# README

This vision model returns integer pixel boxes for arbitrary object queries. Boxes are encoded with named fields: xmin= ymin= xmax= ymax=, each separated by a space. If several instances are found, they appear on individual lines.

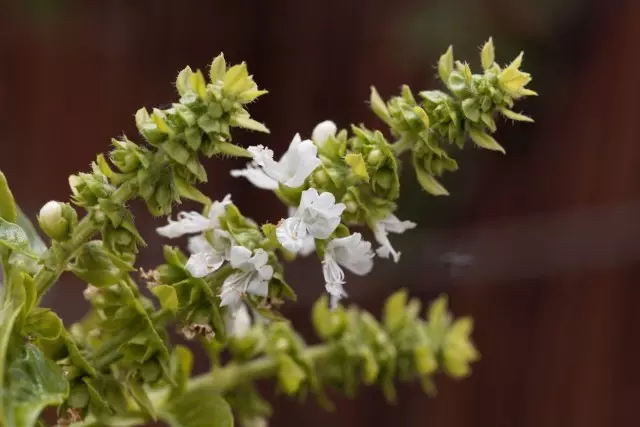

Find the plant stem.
xmin=186 ymin=343 xmax=338 ymax=394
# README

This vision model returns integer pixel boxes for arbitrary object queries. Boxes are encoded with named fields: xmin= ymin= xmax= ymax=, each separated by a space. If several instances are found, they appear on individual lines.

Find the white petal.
xmin=380 ymin=214 xmax=417 ymax=234
xmin=257 ymin=264 xmax=274 ymax=280
xmin=298 ymin=188 xmax=320 ymax=212
xmin=207 ymin=194 xmax=233 ymax=228
xmin=224 ymin=303 xmax=252 ymax=337
xmin=156 ymin=211 xmax=211 ymax=238
xmin=229 ymin=246 xmax=253 ymax=269
xmin=276 ymin=217 xmax=308 ymax=253
xmin=281 ymin=139 xmax=321 ymax=188
xmin=322 ymin=255 xmax=345 ymax=287
xmin=230 ymin=165 xmax=278 ymax=190
xmin=329 ymin=233 xmax=374 ymax=275
xmin=248 ymin=145 xmax=286 ymax=183
xmin=246 ymin=275 xmax=269 ymax=297
xmin=187 ymin=235 xmax=212 ymax=255
xmin=250 ymin=248 xmax=269 ymax=270
xmin=185 ymin=252 xmax=224 ymax=278
xmin=374 ymin=226 xmax=400 ymax=263
xmin=219 ymin=271 xmax=250 ymax=307
xmin=312 ymin=120 xmax=337 ymax=146
xmin=325 ymin=280 xmax=347 ymax=309
xmin=299 ymin=235 xmax=316 ymax=256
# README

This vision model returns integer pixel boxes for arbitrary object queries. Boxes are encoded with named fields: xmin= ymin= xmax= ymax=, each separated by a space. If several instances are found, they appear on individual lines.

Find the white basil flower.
xmin=185 ymin=230 xmax=235 ymax=278
xmin=241 ymin=133 xmax=321 ymax=188
xmin=311 ymin=120 xmax=337 ymax=147
xmin=322 ymin=233 xmax=374 ymax=308
xmin=156 ymin=194 xmax=232 ymax=238
xmin=219 ymin=246 xmax=273 ymax=312
xmin=373 ymin=214 xmax=417 ymax=263
xmin=276 ymin=189 xmax=345 ymax=253
xmin=287 ymin=207 xmax=316 ymax=256
xmin=224 ymin=302 xmax=252 ymax=338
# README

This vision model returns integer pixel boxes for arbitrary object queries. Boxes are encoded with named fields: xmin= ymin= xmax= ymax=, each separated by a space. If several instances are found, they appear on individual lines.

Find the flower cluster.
xmin=0 ymin=39 xmax=533 ymax=427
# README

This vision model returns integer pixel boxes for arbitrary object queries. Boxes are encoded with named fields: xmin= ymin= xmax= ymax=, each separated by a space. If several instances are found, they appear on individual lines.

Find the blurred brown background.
xmin=2 ymin=0 xmax=640 ymax=426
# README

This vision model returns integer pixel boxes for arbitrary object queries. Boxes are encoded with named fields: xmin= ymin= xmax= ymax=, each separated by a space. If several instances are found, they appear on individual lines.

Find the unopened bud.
xmin=311 ymin=120 xmax=337 ymax=146
xmin=38 ymin=201 xmax=69 ymax=240
xmin=367 ymin=149 xmax=384 ymax=167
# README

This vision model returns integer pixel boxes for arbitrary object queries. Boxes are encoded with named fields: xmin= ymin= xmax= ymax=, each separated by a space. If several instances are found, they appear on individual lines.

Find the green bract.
xmin=0 ymin=39 xmax=532 ymax=427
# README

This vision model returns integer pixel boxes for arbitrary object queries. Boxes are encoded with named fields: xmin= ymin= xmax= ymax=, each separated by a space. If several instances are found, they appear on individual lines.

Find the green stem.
xmin=187 ymin=343 xmax=337 ymax=394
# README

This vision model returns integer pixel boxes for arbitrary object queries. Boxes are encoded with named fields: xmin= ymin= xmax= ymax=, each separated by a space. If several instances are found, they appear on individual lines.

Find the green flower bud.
xmin=110 ymin=137 xmax=149 ymax=173
xmin=140 ymin=359 xmax=162 ymax=383
xmin=68 ymin=382 xmax=90 ymax=409
xmin=69 ymin=172 xmax=113 ymax=208
xmin=37 ymin=201 xmax=77 ymax=241
xmin=372 ymin=169 xmax=394 ymax=193
xmin=366 ymin=149 xmax=384 ymax=168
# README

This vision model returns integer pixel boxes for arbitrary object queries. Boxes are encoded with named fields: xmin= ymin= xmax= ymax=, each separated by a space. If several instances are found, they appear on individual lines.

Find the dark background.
xmin=2 ymin=0 xmax=640 ymax=426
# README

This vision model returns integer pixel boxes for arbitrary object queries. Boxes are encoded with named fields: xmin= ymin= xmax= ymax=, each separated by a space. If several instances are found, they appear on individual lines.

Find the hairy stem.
xmin=188 ymin=343 xmax=337 ymax=394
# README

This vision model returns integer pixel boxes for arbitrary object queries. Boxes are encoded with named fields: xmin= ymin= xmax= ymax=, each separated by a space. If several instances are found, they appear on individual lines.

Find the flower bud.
xmin=38 ymin=201 xmax=73 ymax=241
xmin=367 ymin=149 xmax=384 ymax=168
xmin=68 ymin=382 xmax=90 ymax=409
xmin=311 ymin=120 xmax=337 ymax=146
xmin=140 ymin=359 xmax=162 ymax=383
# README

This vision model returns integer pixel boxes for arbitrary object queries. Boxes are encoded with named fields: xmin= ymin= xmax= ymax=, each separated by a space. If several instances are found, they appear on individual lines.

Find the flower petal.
xmin=230 ymin=165 xmax=279 ymax=190
xmin=156 ymin=211 xmax=212 ymax=238
xmin=276 ymin=217 xmax=308 ymax=253
xmin=229 ymin=246 xmax=253 ymax=269
xmin=185 ymin=252 xmax=224 ymax=278
xmin=187 ymin=235 xmax=212 ymax=255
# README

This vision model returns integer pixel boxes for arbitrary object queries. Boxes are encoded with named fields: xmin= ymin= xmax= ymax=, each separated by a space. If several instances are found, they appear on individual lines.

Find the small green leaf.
xmin=461 ymin=99 xmax=480 ymax=122
xmin=438 ymin=46 xmax=454 ymax=83
xmin=480 ymin=37 xmax=495 ymax=70
xmin=15 ymin=207 xmax=47 ymax=255
xmin=369 ymin=86 xmax=391 ymax=124
xmin=2 ymin=344 xmax=69 ymax=427
xmin=127 ymin=380 xmax=157 ymax=420
xmin=0 ymin=218 xmax=36 ymax=258
xmin=414 ymin=168 xmax=449 ymax=196
xmin=468 ymin=128 xmax=505 ymax=153
xmin=345 ymin=153 xmax=369 ymax=181
xmin=277 ymin=354 xmax=306 ymax=395
xmin=160 ymin=386 xmax=233 ymax=427
xmin=231 ymin=115 xmax=270 ymax=134
xmin=216 ymin=142 xmax=252 ymax=158
xmin=23 ymin=308 xmax=63 ymax=340
xmin=0 ymin=277 xmax=26 ymax=398
xmin=209 ymin=54 xmax=227 ymax=83
xmin=382 ymin=289 xmax=407 ymax=332
xmin=174 ymin=176 xmax=211 ymax=206
xmin=0 ymin=171 xmax=17 ymax=223
xmin=169 ymin=346 xmax=193 ymax=399
xmin=151 ymin=285 xmax=179 ymax=313
xmin=499 ymin=108 xmax=534 ymax=122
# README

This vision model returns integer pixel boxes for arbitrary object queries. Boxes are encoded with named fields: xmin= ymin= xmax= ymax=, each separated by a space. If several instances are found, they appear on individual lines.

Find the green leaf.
xmin=168 ymin=346 xmax=193 ymax=399
xmin=216 ymin=142 xmax=252 ymax=158
xmin=438 ymin=46 xmax=454 ymax=83
xmin=151 ymin=285 xmax=179 ymax=313
xmin=0 ymin=171 xmax=17 ymax=223
xmin=369 ymin=86 xmax=391 ymax=124
xmin=382 ymin=289 xmax=407 ymax=333
xmin=499 ymin=108 xmax=534 ymax=122
xmin=461 ymin=99 xmax=480 ymax=122
xmin=468 ymin=127 xmax=505 ymax=153
xmin=414 ymin=167 xmax=449 ymax=196
xmin=209 ymin=54 xmax=227 ymax=83
xmin=0 ymin=219 xmax=36 ymax=258
xmin=2 ymin=344 xmax=69 ymax=427
xmin=160 ymin=387 xmax=233 ymax=427
xmin=174 ymin=176 xmax=211 ymax=206
xmin=231 ymin=115 xmax=270 ymax=134
xmin=480 ymin=37 xmax=495 ymax=70
xmin=23 ymin=308 xmax=63 ymax=340
xmin=345 ymin=153 xmax=369 ymax=181
xmin=15 ymin=207 xmax=46 ymax=255
xmin=127 ymin=380 xmax=157 ymax=420
xmin=277 ymin=354 xmax=306 ymax=395
xmin=0 ymin=276 xmax=26 ymax=398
